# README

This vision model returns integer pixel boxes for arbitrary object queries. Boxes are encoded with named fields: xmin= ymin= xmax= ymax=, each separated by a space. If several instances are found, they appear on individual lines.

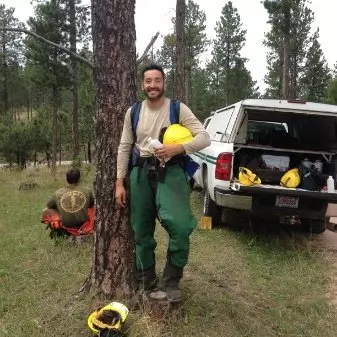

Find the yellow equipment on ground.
xmin=280 ymin=168 xmax=301 ymax=188
xmin=88 ymin=301 xmax=129 ymax=335
xmin=163 ymin=124 xmax=193 ymax=145
xmin=238 ymin=167 xmax=261 ymax=186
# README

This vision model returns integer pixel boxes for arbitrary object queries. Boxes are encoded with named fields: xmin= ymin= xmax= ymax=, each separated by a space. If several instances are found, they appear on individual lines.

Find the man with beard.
xmin=115 ymin=64 xmax=210 ymax=302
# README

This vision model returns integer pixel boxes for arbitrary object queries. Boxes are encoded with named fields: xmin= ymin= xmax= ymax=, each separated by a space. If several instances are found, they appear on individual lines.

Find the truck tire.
xmin=301 ymin=219 xmax=326 ymax=234
xmin=203 ymin=178 xmax=221 ymax=227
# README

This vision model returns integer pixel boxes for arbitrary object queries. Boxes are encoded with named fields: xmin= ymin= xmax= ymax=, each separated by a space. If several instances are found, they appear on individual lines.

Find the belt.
xmin=137 ymin=156 xmax=159 ymax=167
xmin=136 ymin=156 xmax=184 ymax=168
xmin=134 ymin=156 xmax=185 ymax=184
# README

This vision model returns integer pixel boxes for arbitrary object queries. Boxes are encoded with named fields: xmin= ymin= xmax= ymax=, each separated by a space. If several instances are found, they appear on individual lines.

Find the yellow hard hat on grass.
xmin=280 ymin=168 xmax=300 ymax=188
xmin=88 ymin=301 xmax=129 ymax=335
xmin=163 ymin=124 xmax=193 ymax=145
xmin=238 ymin=167 xmax=261 ymax=186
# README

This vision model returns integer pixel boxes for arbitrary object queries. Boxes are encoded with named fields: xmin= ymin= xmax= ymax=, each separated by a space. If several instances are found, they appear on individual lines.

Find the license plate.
xmin=275 ymin=196 xmax=299 ymax=208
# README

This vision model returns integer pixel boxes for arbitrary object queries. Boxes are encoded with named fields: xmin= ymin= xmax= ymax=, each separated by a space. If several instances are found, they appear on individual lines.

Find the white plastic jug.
xmin=148 ymin=137 xmax=163 ymax=150
xmin=327 ymin=176 xmax=335 ymax=193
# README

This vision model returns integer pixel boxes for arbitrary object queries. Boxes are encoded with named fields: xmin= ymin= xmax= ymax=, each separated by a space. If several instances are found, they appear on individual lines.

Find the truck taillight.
xmin=215 ymin=153 xmax=232 ymax=181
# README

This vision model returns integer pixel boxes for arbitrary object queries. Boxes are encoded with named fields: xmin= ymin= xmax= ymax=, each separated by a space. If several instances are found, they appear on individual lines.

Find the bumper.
xmin=214 ymin=186 xmax=337 ymax=219
xmin=215 ymin=190 xmax=252 ymax=210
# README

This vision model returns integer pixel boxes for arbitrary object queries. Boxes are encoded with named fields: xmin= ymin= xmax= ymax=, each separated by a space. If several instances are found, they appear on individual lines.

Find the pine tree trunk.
xmin=69 ymin=0 xmax=80 ymax=162
xmin=2 ymin=42 xmax=9 ymax=113
xmin=282 ymin=1 xmax=291 ymax=99
xmin=87 ymin=0 xmax=137 ymax=297
xmin=186 ymin=61 xmax=192 ymax=107
xmin=175 ymin=0 xmax=186 ymax=101
xmin=290 ymin=55 xmax=297 ymax=99
xmin=51 ymin=86 xmax=58 ymax=178
xmin=87 ymin=140 xmax=92 ymax=164
xmin=282 ymin=37 xmax=290 ymax=99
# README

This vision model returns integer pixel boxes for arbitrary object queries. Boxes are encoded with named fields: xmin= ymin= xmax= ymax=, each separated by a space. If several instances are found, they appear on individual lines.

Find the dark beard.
xmin=144 ymin=89 xmax=164 ymax=101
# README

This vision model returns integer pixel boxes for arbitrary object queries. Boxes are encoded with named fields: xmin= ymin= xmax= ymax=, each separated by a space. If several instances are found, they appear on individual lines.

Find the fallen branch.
xmin=0 ymin=27 xmax=160 ymax=69
xmin=136 ymin=31 xmax=160 ymax=65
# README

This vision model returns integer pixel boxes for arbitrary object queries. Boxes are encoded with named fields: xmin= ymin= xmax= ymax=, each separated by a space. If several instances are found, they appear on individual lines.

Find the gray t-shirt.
xmin=47 ymin=184 xmax=94 ymax=227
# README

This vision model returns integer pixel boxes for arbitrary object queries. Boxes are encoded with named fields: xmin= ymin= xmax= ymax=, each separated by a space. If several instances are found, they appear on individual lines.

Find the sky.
xmin=1 ymin=0 xmax=337 ymax=92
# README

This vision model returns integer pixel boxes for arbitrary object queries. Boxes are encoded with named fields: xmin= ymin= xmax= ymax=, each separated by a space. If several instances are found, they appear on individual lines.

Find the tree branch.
xmin=0 ymin=27 xmax=160 ymax=69
xmin=0 ymin=27 xmax=94 ymax=69
xmin=136 ymin=31 xmax=160 ymax=65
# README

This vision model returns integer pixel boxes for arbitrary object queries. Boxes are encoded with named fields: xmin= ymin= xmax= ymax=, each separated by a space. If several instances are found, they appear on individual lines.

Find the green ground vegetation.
xmin=0 ymin=166 xmax=336 ymax=336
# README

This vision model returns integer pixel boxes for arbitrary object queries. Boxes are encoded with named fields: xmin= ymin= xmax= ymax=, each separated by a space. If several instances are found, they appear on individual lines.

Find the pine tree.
xmin=25 ymin=0 xmax=71 ymax=176
xmin=157 ymin=1 xmax=208 ymax=104
xmin=77 ymin=47 xmax=94 ymax=163
xmin=301 ymin=29 xmax=331 ymax=103
xmin=60 ymin=0 xmax=91 ymax=163
xmin=86 ymin=0 xmax=137 ymax=297
xmin=325 ymin=63 xmax=337 ymax=105
xmin=184 ymin=0 xmax=208 ymax=107
xmin=175 ymin=0 xmax=186 ymax=101
xmin=326 ymin=79 xmax=337 ymax=105
xmin=208 ymin=1 xmax=257 ymax=108
xmin=0 ymin=5 xmax=25 ymax=116
xmin=263 ymin=0 xmax=314 ymax=98
xmin=156 ymin=33 xmax=176 ymax=98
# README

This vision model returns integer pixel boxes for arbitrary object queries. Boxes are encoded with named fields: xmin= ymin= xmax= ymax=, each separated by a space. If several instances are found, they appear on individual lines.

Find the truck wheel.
xmin=203 ymin=182 xmax=221 ymax=227
xmin=302 ymin=219 xmax=326 ymax=234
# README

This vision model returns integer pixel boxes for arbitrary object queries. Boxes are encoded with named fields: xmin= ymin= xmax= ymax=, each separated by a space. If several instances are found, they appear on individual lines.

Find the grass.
xmin=0 ymin=166 xmax=336 ymax=336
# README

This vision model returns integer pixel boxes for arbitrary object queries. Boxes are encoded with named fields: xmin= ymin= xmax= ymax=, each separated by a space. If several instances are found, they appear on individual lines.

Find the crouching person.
xmin=41 ymin=168 xmax=95 ymax=239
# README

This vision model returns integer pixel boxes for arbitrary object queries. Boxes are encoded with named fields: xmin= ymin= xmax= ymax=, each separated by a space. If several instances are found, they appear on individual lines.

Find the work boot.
xmin=149 ymin=263 xmax=183 ymax=302
xmin=135 ymin=265 xmax=158 ymax=293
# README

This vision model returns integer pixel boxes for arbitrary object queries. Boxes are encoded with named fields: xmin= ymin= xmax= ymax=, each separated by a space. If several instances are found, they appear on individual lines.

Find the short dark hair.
xmin=141 ymin=64 xmax=166 ymax=80
xmin=66 ymin=168 xmax=81 ymax=184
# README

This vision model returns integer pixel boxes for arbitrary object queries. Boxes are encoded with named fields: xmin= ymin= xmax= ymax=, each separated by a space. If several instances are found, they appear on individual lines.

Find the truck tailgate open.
xmin=234 ymin=183 xmax=337 ymax=201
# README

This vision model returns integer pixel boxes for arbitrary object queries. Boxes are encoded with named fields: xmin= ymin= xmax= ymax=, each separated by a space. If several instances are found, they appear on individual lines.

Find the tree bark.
xmin=87 ymin=140 xmax=92 ymax=163
xmin=282 ymin=0 xmax=291 ymax=99
xmin=185 ymin=62 xmax=192 ymax=106
xmin=69 ymin=0 xmax=80 ymax=161
xmin=51 ymin=85 xmax=58 ymax=178
xmin=2 ymin=42 xmax=9 ymax=113
xmin=86 ymin=0 xmax=137 ymax=297
xmin=282 ymin=37 xmax=290 ymax=99
xmin=175 ymin=0 xmax=186 ymax=101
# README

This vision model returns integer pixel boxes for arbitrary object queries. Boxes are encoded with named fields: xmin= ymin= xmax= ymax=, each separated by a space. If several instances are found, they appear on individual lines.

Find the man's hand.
xmin=155 ymin=144 xmax=185 ymax=159
xmin=115 ymin=179 xmax=126 ymax=208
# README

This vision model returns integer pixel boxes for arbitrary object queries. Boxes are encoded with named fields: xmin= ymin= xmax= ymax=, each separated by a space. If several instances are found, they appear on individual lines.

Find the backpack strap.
xmin=169 ymin=99 xmax=180 ymax=124
xmin=130 ymin=101 xmax=142 ymax=140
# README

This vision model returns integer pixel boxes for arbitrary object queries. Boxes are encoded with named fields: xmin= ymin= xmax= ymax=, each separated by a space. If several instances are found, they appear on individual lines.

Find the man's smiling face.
xmin=142 ymin=69 xmax=166 ymax=101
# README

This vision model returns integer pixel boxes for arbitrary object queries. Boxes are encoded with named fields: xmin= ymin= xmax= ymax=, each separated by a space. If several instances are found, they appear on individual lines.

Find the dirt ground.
xmin=316 ymin=224 xmax=337 ymax=251
xmin=314 ymin=220 xmax=337 ymax=308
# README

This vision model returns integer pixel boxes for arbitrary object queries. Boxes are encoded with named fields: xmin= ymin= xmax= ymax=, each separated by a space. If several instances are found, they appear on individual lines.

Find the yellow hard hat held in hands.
xmin=238 ymin=167 xmax=261 ymax=186
xmin=163 ymin=124 xmax=193 ymax=145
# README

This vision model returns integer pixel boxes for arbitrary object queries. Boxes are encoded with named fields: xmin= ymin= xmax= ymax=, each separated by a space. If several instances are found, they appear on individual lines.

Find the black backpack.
xmin=298 ymin=164 xmax=326 ymax=191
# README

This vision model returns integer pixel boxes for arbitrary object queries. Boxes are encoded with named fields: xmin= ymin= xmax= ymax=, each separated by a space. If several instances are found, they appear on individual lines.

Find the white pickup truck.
xmin=190 ymin=99 xmax=337 ymax=233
